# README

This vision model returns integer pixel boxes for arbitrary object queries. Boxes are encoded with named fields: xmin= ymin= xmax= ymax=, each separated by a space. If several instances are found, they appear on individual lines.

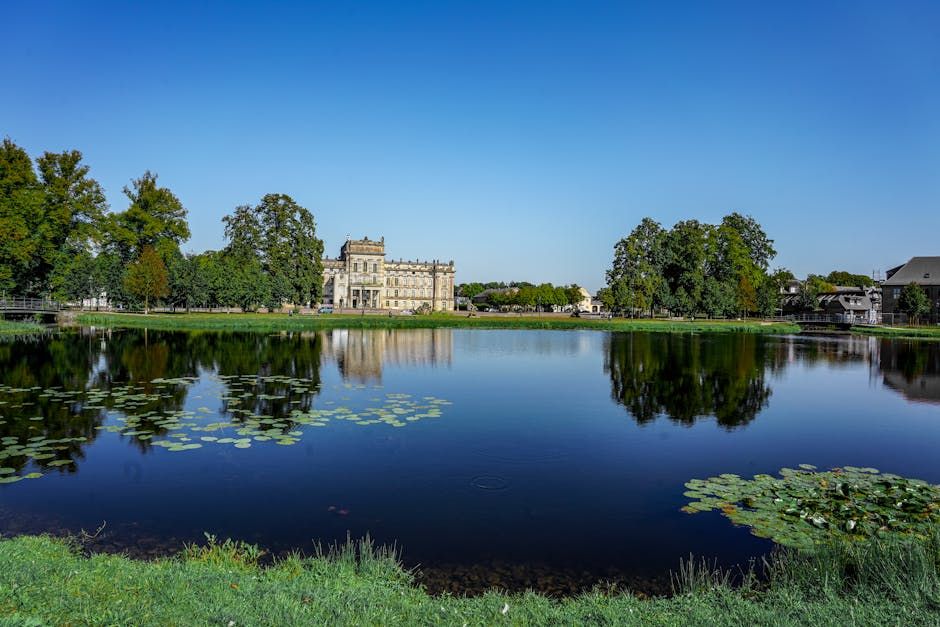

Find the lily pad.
xmin=682 ymin=466 xmax=940 ymax=548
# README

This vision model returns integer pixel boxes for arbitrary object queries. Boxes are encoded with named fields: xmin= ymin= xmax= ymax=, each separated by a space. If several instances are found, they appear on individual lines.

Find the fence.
xmin=0 ymin=297 xmax=61 ymax=312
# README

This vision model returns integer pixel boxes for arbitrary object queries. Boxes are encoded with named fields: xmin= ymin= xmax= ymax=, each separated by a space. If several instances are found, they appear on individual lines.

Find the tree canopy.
xmin=0 ymin=140 xmax=327 ymax=313
xmin=607 ymin=213 xmax=778 ymax=318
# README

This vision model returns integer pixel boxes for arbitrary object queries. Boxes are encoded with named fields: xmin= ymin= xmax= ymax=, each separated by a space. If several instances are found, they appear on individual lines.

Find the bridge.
xmin=0 ymin=297 xmax=63 ymax=315
xmin=786 ymin=314 xmax=873 ymax=331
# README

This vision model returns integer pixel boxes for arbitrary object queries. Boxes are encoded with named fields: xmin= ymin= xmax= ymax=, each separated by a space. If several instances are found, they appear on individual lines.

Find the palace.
xmin=322 ymin=237 xmax=456 ymax=311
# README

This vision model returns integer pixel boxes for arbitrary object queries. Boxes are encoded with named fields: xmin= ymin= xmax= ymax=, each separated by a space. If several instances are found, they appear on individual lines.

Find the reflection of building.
xmin=878 ymin=339 xmax=940 ymax=404
xmin=321 ymin=237 xmax=456 ymax=311
xmin=321 ymin=329 xmax=453 ymax=382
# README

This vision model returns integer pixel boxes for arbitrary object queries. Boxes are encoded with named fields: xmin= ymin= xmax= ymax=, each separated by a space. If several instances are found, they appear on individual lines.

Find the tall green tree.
xmin=662 ymin=220 xmax=708 ymax=317
xmin=123 ymin=246 xmax=169 ymax=313
xmin=36 ymin=150 xmax=107 ymax=294
xmin=256 ymin=194 xmax=324 ymax=307
xmin=898 ymin=282 xmax=930 ymax=325
xmin=109 ymin=171 xmax=189 ymax=261
xmin=607 ymin=218 xmax=667 ymax=316
xmin=720 ymin=212 xmax=776 ymax=271
xmin=222 ymin=195 xmax=324 ymax=308
xmin=0 ymin=139 xmax=44 ymax=294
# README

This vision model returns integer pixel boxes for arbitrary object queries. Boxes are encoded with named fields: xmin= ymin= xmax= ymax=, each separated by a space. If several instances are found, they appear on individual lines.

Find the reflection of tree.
xmin=878 ymin=339 xmax=940 ymax=404
xmin=200 ymin=331 xmax=323 ymax=420
xmin=0 ymin=333 xmax=104 ymax=473
xmin=604 ymin=333 xmax=773 ymax=428
xmin=0 ymin=329 xmax=326 ymax=468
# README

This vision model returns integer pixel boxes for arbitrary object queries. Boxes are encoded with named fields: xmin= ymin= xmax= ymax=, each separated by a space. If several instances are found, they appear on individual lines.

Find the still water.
xmin=0 ymin=328 xmax=938 ymax=593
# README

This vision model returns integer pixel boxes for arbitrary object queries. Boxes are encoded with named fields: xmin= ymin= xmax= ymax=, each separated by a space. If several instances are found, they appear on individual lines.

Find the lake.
xmin=0 ymin=327 xmax=938 ymax=595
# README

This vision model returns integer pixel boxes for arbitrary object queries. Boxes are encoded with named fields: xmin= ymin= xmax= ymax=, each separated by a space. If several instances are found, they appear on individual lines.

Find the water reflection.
xmin=322 ymin=328 xmax=452 ymax=383
xmin=878 ymin=339 xmax=940 ymax=404
xmin=2 ymin=328 xmax=938 ymax=480
xmin=604 ymin=333 xmax=773 ymax=428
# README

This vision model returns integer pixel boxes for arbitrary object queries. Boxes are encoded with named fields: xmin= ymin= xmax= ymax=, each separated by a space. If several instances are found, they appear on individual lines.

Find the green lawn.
xmin=852 ymin=325 xmax=940 ymax=339
xmin=0 ymin=319 xmax=44 ymax=336
xmin=75 ymin=311 xmax=800 ymax=334
xmin=0 ymin=534 xmax=936 ymax=625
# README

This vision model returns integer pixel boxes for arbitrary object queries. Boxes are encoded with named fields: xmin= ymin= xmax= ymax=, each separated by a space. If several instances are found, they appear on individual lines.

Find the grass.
xmin=852 ymin=325 xmax=940 ymax=339
xmin=0 ymin=319 xmax=45 ymax=336
xmin=0 ymin=533 xmax=937 ymax=625
xmin=74 ymin=311 xmax=801 ymax=334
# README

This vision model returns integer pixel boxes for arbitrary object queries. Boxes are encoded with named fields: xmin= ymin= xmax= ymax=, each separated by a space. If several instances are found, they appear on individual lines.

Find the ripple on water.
xmin=470 ymin=475 xmax=509 ymax=491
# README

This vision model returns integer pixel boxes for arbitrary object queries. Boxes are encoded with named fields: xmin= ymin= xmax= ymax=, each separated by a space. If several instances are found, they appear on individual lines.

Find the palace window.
xmin=373 ymin=263 xmax=378 ymax=273
xmin=353 ymin=262 xmax=358 ymax=272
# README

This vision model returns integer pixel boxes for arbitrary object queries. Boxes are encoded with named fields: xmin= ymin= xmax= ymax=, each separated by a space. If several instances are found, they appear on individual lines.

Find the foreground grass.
xmin=0 ymin=319 xmax=44 ymax=336
xmin=74 ymin=311 xmax=800 ymax=334
xmin=0 ymin=534 xmax=937 ymax=625
xmin=853 ymin=325 xmax=940 ymax=339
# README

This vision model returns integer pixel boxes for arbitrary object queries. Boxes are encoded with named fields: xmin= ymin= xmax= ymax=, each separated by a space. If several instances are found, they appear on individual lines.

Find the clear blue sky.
xmin=4 ymin=1 xmax=938 ymax=292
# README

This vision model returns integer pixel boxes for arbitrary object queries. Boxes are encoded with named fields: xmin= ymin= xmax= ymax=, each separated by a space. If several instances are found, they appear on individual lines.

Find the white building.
xmin=322 ymin=237 xmax=456 ymax=311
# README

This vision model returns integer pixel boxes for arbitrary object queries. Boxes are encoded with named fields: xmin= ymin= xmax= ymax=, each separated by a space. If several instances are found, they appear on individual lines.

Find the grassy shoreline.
xmin=74 ymin=311 xmax=800 ymax=334
xmin=852 ymin=325 xmax=940 ymax=339
xmin=0 ymin=534 xmax=936 ymax=625
xmin=0 ymin=319 xmax=45 ymax=336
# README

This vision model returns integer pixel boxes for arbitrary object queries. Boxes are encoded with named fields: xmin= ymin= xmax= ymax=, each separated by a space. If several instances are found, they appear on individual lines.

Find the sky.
xmin=3 ymin=1 xmax=938 ymax=292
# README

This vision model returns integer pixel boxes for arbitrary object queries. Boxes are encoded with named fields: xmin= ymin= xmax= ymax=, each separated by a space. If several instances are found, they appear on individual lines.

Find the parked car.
xmin=318 ymin=306 xmax=334 ymax=314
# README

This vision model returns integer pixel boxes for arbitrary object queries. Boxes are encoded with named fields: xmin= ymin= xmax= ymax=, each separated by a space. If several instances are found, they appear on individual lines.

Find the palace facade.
xmin=322 ymin=237 xmax=456 ymax=311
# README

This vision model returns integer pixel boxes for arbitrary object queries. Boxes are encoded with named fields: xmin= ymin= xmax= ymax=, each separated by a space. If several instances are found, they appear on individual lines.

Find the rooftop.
xmin=882 ymin=257 xmax=940 ymax=286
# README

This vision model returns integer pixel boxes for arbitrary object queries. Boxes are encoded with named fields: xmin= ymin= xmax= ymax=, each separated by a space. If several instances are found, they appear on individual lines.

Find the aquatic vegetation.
xmin=682 ymin=465 xmax=940 ymax=548
xmin=0 ymin=374 xmax=451 ymax=482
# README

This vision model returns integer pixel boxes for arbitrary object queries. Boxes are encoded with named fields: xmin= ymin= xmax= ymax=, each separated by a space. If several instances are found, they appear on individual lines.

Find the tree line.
xmin=604 ymin=213 xmax=786 ymax=318
xmin=457 ymin=282 xmax=585 ymax=310
xmin=0 ymin=139 xmax=323 ymax=311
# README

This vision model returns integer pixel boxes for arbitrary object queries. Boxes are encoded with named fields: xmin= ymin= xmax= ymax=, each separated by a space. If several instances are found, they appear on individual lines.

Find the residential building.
xmin=882 ymin=257 xmax=940 ymax=324
xmin=322 ymin=237 xmax=456 ymax=311
xmin=577 ymin=287 xmax=592 ymax=312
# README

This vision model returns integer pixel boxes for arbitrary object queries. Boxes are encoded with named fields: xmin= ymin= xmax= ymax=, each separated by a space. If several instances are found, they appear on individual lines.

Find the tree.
xmin=797 ymin=275 xmax=836 ymax=311
xmin=0 ymin=139 xmax=44 ymax=294
xmin=459 ymin=282 xmax=485 ymax=299
xmin=36 ymin=150 xmax=107 ymax=290
xmin=222 ymin=195 xmax=324 ymax=308
xmin=94 ymin=252 xmax=129 ymax=308
xmin=123 ymin=246 xmax=169 ymax=313
xmin=48 ymin=249 xmax=97 ymax=304
xmin=662 ymin=220 xmax=708 ymax=317
xmin=758 ymin=268 xmax=795 ymax=317
xmin=607 ymin=218 xmax=667 ymax=316
xmin=564 ymin=285 xmax=584 ymax=309
xmin=109 ymin=171 xmax=189 ymax=261
xmin=256 ymin=194 xmax=324 ymax=307
xmin=898 ymin=282 xmax=930 ymax=325
xmin=824 ymin=271 xmax=874 ymax=288
xmin=720 ymin=212 xmax=776 ymax=271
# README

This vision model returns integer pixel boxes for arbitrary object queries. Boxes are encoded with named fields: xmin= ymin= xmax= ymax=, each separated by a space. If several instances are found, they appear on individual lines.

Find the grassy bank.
xmin=853 ymin=325 xmax=940 ymax=339
xmin=0 ymin=319 xmax=45 ymax=336
xmin=74 ymin=311 xmax=800 ymax=334
xmin=0 ymin=534 xmax=937 ymax=625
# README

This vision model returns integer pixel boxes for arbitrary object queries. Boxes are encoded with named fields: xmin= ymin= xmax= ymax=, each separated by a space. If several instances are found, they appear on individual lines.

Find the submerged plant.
xmin=682 ymin=465 xmax=940 ymax=549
